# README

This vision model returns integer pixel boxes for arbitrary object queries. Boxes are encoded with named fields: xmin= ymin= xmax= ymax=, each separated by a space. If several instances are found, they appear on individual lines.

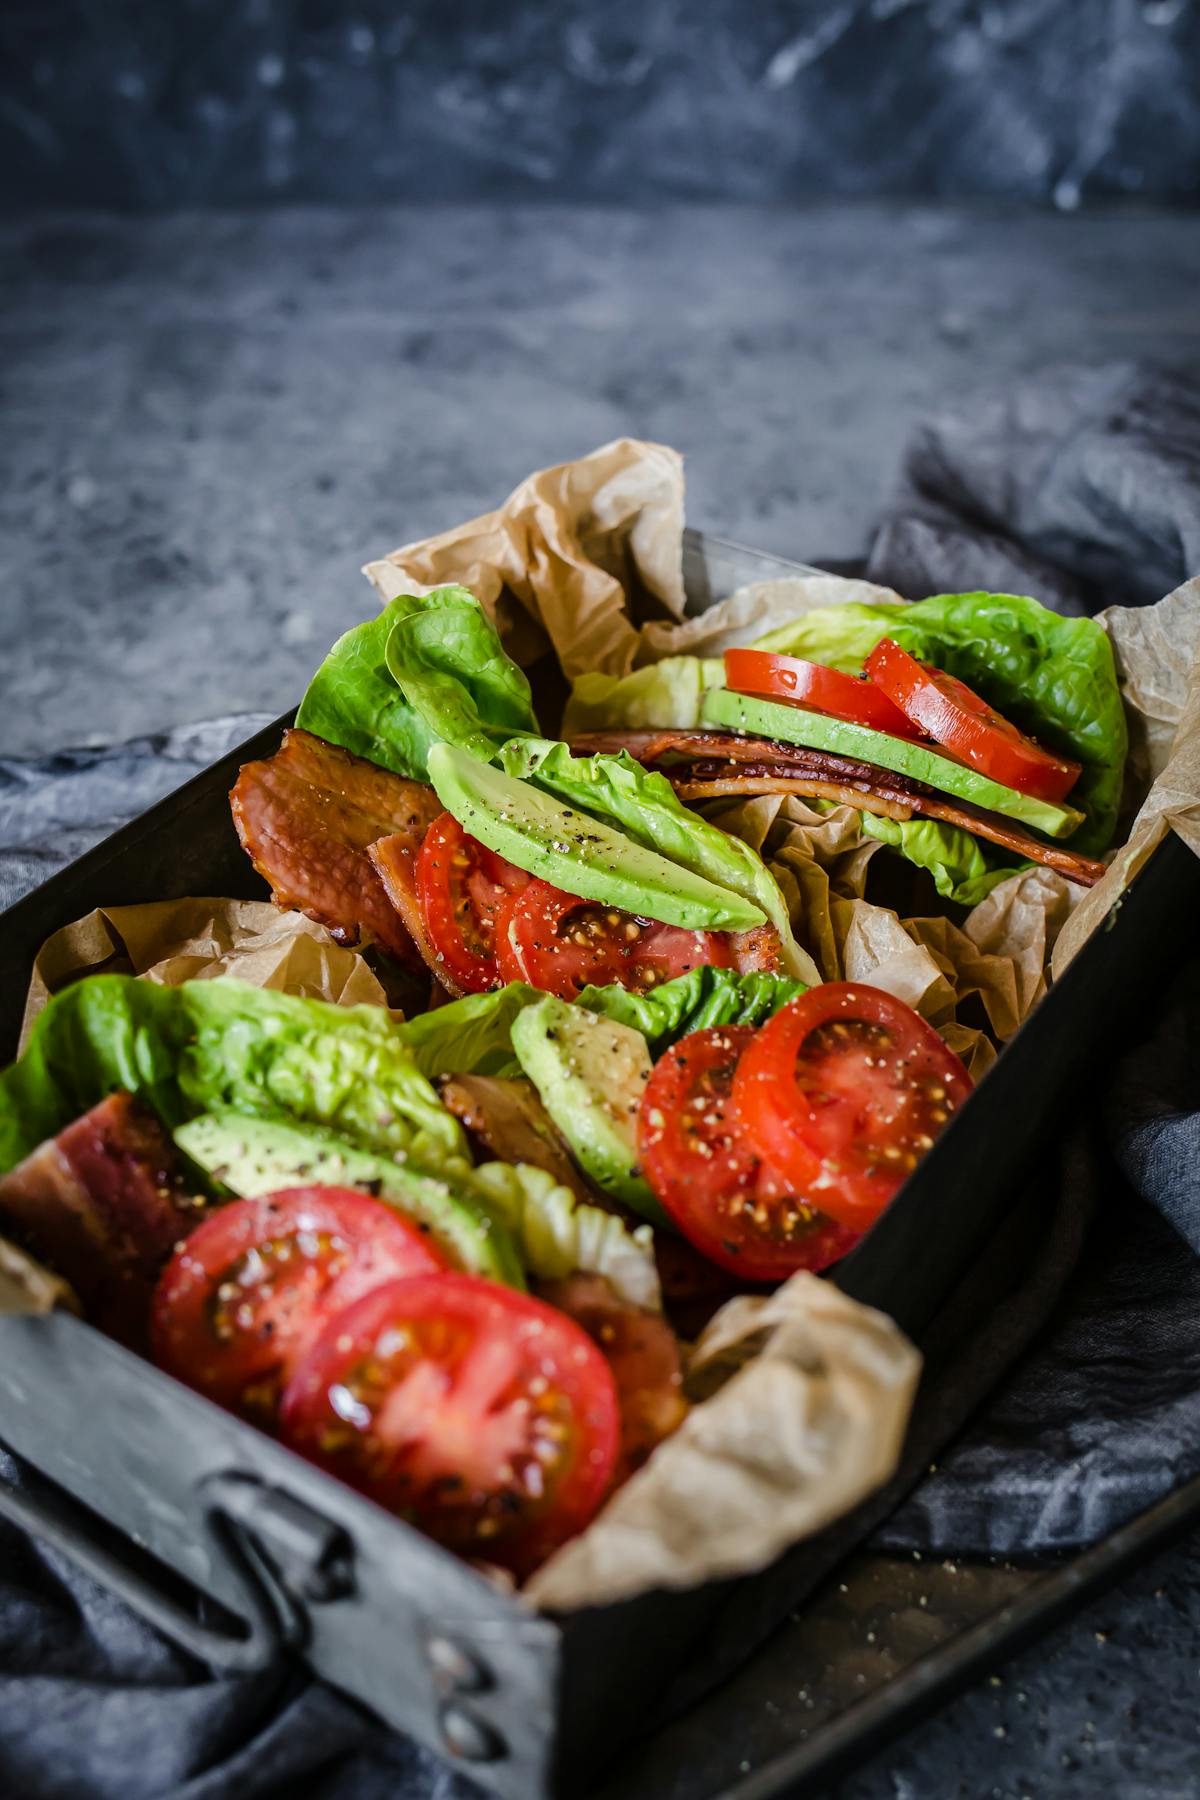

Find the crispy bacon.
xmin=571 ymin=728 xmax=1106 ymax=888
xmin=537 ymin=1273 xmax=687 ymax=1481
xmin=438 ymin=1075 xmax=595 ymax=1207
xmin=367 ymin=832 xmax=456 ymax=992
xmin=231 ymin=729 xmax=441 ymax=967
xmin=0 ymin=1094 xmax=199 ymax=1347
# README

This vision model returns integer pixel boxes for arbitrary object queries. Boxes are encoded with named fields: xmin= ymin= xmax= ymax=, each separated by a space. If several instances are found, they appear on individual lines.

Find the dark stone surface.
xmin=3 ymin=198 xmax=1200 ymax=1795
xmin=4 ymin=202 xmax=1200 ymax=755
xmin=3 ymin=1 xmax=1199 ymax=210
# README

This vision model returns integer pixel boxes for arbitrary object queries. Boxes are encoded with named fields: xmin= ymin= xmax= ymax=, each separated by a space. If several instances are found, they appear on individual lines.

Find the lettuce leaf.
xmin=857 ymin=811 xmax=1013 ymax=905
xmin=579 ymin=966 xmax=808 ymax=1052
xmin=0 ymin=976 xmax=469 ymax=1177
xmin=397 ymin=984 xmax=540 ymax=1081
xmin=296 ymin=586 xmax=538 ymax=781
xmin=564 ymin=657 xmax=724 ymax=735
xmin=494 ymin=737 xmax=820 ymax=984
xmin=467 ymin=1161 xmax=660 ymax=1309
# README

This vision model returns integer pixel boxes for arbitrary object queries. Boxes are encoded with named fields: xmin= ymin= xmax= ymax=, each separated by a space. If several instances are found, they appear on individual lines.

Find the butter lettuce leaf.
xmin=467 ymin=1160 xmax=660 ymax=1309
xmin=397 ymin=984 xmax=539 ymax=1081
xmin=564 ymin=656 xmax=724 ymax=735
xmin=578 ymin=966 xmax=809 ymax=1053
xmin=0 ymin=975 xmax=468 ymax=1176
xmin=495 ymin=737 xmax=820 ymax=984
xmin=857 ymin=811 xmax=1013 ymax=905
xmin=297 ymin=586 xmax=538 ymax=781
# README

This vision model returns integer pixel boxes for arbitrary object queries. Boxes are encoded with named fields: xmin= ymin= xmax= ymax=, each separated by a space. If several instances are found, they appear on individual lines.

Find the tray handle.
xmin=0 ymin=1456 xmax=291 ymax=1673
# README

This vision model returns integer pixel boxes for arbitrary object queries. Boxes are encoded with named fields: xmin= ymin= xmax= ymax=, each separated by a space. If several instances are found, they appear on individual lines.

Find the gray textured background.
xmin=5 ymin=202 xmax=1200 ymax=754
xmin=3 ymin=0 xmax=1200 ymax=211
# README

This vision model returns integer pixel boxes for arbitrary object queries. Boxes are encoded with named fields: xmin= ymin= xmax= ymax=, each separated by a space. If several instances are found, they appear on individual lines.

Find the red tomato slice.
xmin=152 ymin=1187 xmax=444 ymax=1418
xmin=864 ymin=638 xmax=1082 ymax=801
xmin=279 ymin=1273 xmax=619 ymax=1577
xmin=638 ymin=1025 xmax=860 ymax=1282
xmin=416 ymin=811 xmax=527 ymax=993
xmin=495 ymin=879 xmax=734 ymax=1001
xmin=724 ymin=648 xmax=924 ymax=739
xmin=732 ymin=984 xmax=973 ymax=1231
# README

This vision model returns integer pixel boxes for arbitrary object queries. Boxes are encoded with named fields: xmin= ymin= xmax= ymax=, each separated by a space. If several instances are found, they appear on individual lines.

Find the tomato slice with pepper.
xmin=724 ymin=648 xmax=924 ymax=739
xmin=638 ymin=1024 xmax=860 ymax=1281
xmin=495 ymin=878 xmax=734 ymax=1000
xmin=151 ymin=1187 xmax=444 ymax=1419
xmin=279 ymin=1273 xmax=619 ymax=1577
xmin=416 ymin=811 xmax=527 ymax=993
xmin=864 ymin=637 xmax=1082 ymax=801
xmin=732 ymin=984 xmax=973 ymax=1231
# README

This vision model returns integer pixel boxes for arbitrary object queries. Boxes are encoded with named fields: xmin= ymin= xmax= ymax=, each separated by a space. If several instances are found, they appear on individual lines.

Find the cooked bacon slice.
xmin=537 ymin=1273 xmax=687 ymax=1481
xmin=231 ymin=729 xmax=441 ymax=967
xmin=571 ymin=728 xmax=1106 ymax=888
xmin=438 ymin=1075 xmax=596 ymax=1207
xmin=0 ymin=1094 xmax=199 ymax=1348
xmin=367 ymin=832 xmax=452 ymax=990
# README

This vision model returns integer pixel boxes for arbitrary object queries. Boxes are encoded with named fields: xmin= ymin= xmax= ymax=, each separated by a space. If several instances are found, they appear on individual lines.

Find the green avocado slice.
xmin=510 ymin=995 xmax=669 ymax=1227
xmin=175 ymin=1111 xmax=526 ymax=1288
xmin=427 ymin=742 xmax=766 ymax=931
xmin=702 ymin=688 xmax=1085 ymax=840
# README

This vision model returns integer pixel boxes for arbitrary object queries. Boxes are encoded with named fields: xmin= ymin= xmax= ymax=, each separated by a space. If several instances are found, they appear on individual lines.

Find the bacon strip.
xmin=572 ymin=728 xmax=1106 ymax=888
xmin=0 ymin=1094 xmax=199 ymax=1348
xmin=231 ymin=729 xmax=441 ymax=967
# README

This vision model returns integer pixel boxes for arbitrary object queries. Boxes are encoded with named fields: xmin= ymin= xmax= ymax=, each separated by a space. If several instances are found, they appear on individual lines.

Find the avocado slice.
xmin=510 ymin=996 xmax=670 ymax=1228
xmin=175 ymin=1111 xmax=525 ymax=1288
xmin=427 ymin=742 xmax=765 ymax=932
xmin=702 ymin=688 xmax=1085 ymax=840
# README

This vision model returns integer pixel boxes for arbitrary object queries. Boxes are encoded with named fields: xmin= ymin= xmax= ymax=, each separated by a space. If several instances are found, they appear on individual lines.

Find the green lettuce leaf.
xmin=857 ymin=811 xmax=1013 ymax=905
xmin=578 ymin=966 xmax=809 ymax=1053
xmin=564 ymin=657 xmax=724 ymax=735
xmin=467 ymin=1161 xmax=660 ymax=1309
xmin=296 ymin=586 xmax=538 ymax=780
xmin=0 ymin=975 xmax=468 ymax=1176
xmin=397 ymin=985 xmax=540 ymax=1081
xmin=494 ymin=737 xmax=820 ymax=983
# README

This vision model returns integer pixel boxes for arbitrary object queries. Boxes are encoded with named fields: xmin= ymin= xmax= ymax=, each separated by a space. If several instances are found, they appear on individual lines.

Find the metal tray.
xmin=1 ymin=530 xmax=1198 ymax=1800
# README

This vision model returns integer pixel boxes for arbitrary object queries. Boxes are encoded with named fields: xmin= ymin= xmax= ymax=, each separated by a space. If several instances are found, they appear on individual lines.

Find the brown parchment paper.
xmin=365 ymin=438 xmax=687 ymax=680
xmin=525 ymin=1272 xmax=920 ymax=1609
xmin=21 ymin=897 xmax=389 ymax=1052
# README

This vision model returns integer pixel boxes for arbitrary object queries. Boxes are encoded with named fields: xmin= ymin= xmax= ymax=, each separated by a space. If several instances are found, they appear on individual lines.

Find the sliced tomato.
xmin=864 ymin=637 xmax=1082 ymax=801
xmin=416 ymin=811 xmax=527 ymax=993
xmin=279 ymin=1273 xmax=619 ymax=1577
xmin=724 ymin=648 xmax=924 ymax=740
xmin=152 ymin=1187 xmax=444 ymax=1419
xmin=732 ymin=983 xmax=973 ymax=1232
xmin=495 ymin=878 xmax=734 ymax=1000
xmin=638 ymin=1024 xmax=860 ymax=1282
xmin=538 ymin=1273 xmax=687 ymax=1483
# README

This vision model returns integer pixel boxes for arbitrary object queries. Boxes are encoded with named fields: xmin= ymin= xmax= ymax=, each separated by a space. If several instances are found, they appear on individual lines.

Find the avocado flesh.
xmin=702 ymin=688 xmax=1084 ymax=840
xmin=427 ymin=742 xmax=765 ymax=931
xmin=510 ymin=996 xmax=669 ymax=1228
xmin=175 ymin=1111 xmax=525 ymax=1288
